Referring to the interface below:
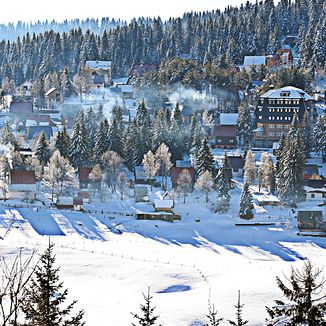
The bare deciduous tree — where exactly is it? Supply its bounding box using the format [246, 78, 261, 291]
[155, 143, 173, 190]
[142, 150, 160, 191]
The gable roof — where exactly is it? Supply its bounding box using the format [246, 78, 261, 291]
[306, 179, 326, 189]
[171, 167, 195, 183]
[244, 56, 266, 66]
[79, 167, 93, 182]
[45, 88, 62, 97]
[219, 113, 238, 125]
[129, 63, 158, 77]
[261, 86, 314, 101]
[10, 170, 35, 184]
[26, 115, 51, 127]
[27, 126, 52, 140]
[297, 211, 322, 224]
[85, 61, 112, 70]
[304, 164, 319, 176]
[10, 102, 33, 114]
[213, 125, 237, 137]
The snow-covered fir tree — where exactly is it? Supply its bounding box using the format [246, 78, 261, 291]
[313, 109, 326, 163]
[239, 182, 254, 220]
[55, 125, 71, 160]
[236, 101, 252, 146]
[93, 119, 109, 164]
[215, 164, 231, 213]
[257, 152, 268, 193]
[227, 291, 249, 326]
[196, 138, 216, 176]
[265, 156, 276, 195]
[35, 130, 51, 165]
[108, 117, 124, 158]
[301, 110, 313, 158]
[243, 146, 256, 185]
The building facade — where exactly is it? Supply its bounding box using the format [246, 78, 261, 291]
[253, 86, 315, 147]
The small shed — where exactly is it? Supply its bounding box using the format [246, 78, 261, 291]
[9, 170, 36, 199]
[136, 212, 181, 223]
[153, 199, 174, 212]
[229, 156, 244, 177]
[56, 196, 83, 210]
[297, 211, 323, 231]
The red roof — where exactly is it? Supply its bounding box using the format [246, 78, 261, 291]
[213, 126, 237, 137]
[129, 63, 158, 77]
[79, 167, 93, 181]
[78, 192, 90, 199]
[171, 167, 195, 183]
[26, 115, 51, 126]
[73, 197, 83, 205]
[10, 170, 35, 184]
[10, 102, 33, 114]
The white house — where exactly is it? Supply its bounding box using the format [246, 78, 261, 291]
[243, 56, 266, 72]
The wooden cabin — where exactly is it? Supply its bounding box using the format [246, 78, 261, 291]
[153, 199, 174, 212]
[56, 197, 83, 210]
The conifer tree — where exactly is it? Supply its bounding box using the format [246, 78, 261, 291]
[96, 103, 105, 124]
[196, 138, 216, 176]
[35, 131, 51, 165]
[313, 110, 326, 163]
[228, 291, 248, 326]
[275, 132, 286, 175]
[131, 288, 161, 326]
[301, 110, 313, 158]
[289, 111, 300, 140]
[239, 182, 254, 219]
[168, 120, 185, 166]
[108, 117, 123, 157]
[222, 150, 231, 169]
[93, 119, 109, 164]
[55, 126, 71, 160]
[61, 66, 73, 98]
[265, 156, 276, 195]
[152, 109, 169, 153]
[243, 146, 256, 185]
[265, 260, 326, 326]
[237, 101, 252, 146]
[215, 164, 231, 213]
[21, 241, 85, 326]
[205, 305, 223, 326]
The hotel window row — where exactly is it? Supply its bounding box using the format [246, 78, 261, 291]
[268, 108, 299, 112]
[268, 124, 291, 128]
[267, 116, 293, 120]
[266, 100, 300, 105]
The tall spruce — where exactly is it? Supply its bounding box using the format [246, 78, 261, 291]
[196, 137, 216, 176]
[237, 101, 252, 146]
[35, 131, 51, 165]
[301, 110, 313, 158]
[239, 182, 254, 219]
[228, 291, 249, 326]
[21, 241, 85, 326]
[215, 163, 231, 213]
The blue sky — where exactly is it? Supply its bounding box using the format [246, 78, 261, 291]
[1, 0, 257, 25]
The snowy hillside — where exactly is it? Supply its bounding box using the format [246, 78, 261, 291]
[1, 175, 326, 326]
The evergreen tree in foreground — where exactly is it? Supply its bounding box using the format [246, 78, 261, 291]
[228, 291, 248, 326]
[131, 287, 161, 326]
[22, 241, 85, 326]
[265, 260, 326, 326]
[239, 182, 254, 220]
[205, 304, 223, 326]
[35, 130, 51, 165]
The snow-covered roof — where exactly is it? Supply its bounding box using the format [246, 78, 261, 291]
[244, 56, 266, 66]
[119, 85, 133, 93]
[261, 86, 314, 100]
[86, 61, 112, 70]
[112, 77, 129, 85]
[45, 88, 61, 96]
[219, 113, 238, 125]
[153, 199, 174, 209]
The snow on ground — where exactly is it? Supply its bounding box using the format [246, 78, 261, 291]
[1, 152, 326, 325]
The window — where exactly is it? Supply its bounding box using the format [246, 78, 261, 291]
[269, 132, 274, 136]
[261, 100, 264, 104]
[311, 194, 315, 199]
[269, 125, 275, 128]
[285, 125, 290, 128]
[259, 108, 262, 111]
[269, 100, 272, 104]
[269, 108, 271, 112]
[277, 125, 282, 128]
[258, 124, 263, 127]
[280, 109, 283, 112]
[285, 100, 288, 104]
[229, 139, 234, 143]
[277, 132, 282, 136]
[285, 108, 287, 112]
[285, 133, 288, 136]
[256, 132, 262, 136]
[280, 117, 283, 120]
[280, 100, 283, 104]
[269, 117, 271, 120]
[217, 139, 221, 142]
[280, 92, 290, 97]
[259, 116, 262, 119]
[272, 117, 275, 120]
[277, 100, 280, 104]
[277, 116, 279, 120]
[285, 117, 287, 120]
[277, 108, 279, 112]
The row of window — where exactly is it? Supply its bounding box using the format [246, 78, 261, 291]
[256, 132, 288, 137]
[258, 116, 293, 121]
[217, 139, 234, 143]
[268, 124, 291, 128]
[261, 99, 300, 105]
[268, 108, 299, 113]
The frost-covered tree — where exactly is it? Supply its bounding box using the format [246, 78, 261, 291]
[195, 170, 214, 203]
[55, 125, 71, 160]
[100, 150, 122, 191]
[301, 110, 313, 158]
[177, 169, 193, 204]
[313, 110, 326, 163]
[257, 152, 268, 193]
[266, 260, 326, 326]
[93, 119, 109, 163]
[215, 164, 231, 213]
[21, 241, 85, 326]
[196, 138, 216, 176]
[155, 143, 173, 190]
[243, 147, 256, 185]
[116, 171, 128, 200]
[142, 150, 160, 191]
[239, 182, 254, 219]
[265, 156, 276, 194]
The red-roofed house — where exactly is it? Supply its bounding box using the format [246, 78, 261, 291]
[212, 125, 237, 149]
[265, 53, 281, 67]
[9, 170, 36, 199]
[171, 167, 195, 189]
[129, 63, 158, 77]
[276, 49, 294, 65]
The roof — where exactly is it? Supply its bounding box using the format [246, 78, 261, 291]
[107, 87, 123, 97]
[181, 106, 195, 116]
[27, 126, 52, 140]
[20, 79, 33, 87]
[10, 102, 33, 114]
[153, 199, 174, 209]
[304, 164, 319, 176]
[85, 61, 112, 70]
[244, 56, 266, 66]
[229, 156, 244, 170]
[119, 85, 133, 93]
[73, 197, 83, 205]
[297, 211, 322, 223]
[112, 77, 129, 85]
[171, 167, 195, 183]
[306, 179, 326, 189]
[213, 125, 237, 137]
[78, 192, 90, 199]
[251, 81, 264, 87]
[219, 113, 238, 125]
[283, 36, 297, 44]
[79, 167, 93, 182]
[45, 88, 62, 96]
[10, 170, 35, 184]
[261, 86, 314, 101]
[26, 115, 51, 127]
[129, 63, 158, 77]
[266, 54, 280, 61]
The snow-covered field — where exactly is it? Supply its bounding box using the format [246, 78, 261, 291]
[1, 177, 326, 326]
